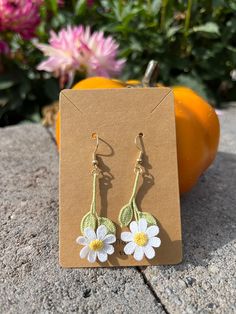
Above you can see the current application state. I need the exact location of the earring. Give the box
[119,134,161,261]
[76,134,116,263]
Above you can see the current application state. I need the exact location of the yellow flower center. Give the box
[89,239,104,251]
[133,232,148,246]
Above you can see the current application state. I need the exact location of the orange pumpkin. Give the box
[174,87,219,193]
[56,77,220,194]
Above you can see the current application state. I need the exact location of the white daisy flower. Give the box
[76,225,116,263]
[121,218,161,261]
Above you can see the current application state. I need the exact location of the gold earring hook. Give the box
[135,134,143,165]
[92,133,99,167]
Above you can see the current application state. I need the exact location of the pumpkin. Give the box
[56,63,220,194]
[173,87,219,193]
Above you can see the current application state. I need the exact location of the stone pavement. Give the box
[0,106,235,313]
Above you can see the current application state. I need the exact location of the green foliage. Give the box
[96,0,236,104]
[138,212,157,226]
[119,204,133,227]
[0,0,235,125]
[80,212,97,234]
[98,217,116,234]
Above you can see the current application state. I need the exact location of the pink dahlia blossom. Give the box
[78,27,125,77]
[0,40,10,55]
[36,25,125,85]
[0,0,42,39]
[36,26,83,86]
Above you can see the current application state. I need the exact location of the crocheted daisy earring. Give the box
[76,134,116,263]
[119,134,161,261]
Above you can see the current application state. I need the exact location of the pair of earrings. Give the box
[76,134,161,263]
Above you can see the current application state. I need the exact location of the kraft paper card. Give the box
[59,88,182,267]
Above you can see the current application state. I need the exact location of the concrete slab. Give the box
[1,105,235,313]
[143,106,236,313]
[0,124,164,313]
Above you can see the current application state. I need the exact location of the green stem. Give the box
[129,171,140,204]
[129,171,142,221]
[184,0,192,38]
[132,199,140,221]
[90,172,97,215]
[134,208,138,221]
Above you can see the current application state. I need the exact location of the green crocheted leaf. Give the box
[98,217,116,235]
[139,212,157,226]
[119,204,133,227]
[80,212,96,234]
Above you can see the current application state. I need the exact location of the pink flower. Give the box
[35,25,125,85]
[78,27,125,77]
[0,40,10,55]
[0,0,42,39]
[57,0,64,6]
[87,0,94,6]
[36,26,83,86]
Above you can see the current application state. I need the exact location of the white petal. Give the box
[96,225,107,240]
[87,250,96,263]
[80,246,89,259]
[146,225,159,237]
[144,245,155,259]
[84,227,96,240]
[124,242,136,255]
[138,218,147,232]
[104,234,116,244]
[130,220,138,233]
[76,236,88,245]
[98,251,108,262]
[148,237,161,248]
[104,244,114,255]
[134,246,144,261]
[121,231,133,242]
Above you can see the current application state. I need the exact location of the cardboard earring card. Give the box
[59,88,182,268]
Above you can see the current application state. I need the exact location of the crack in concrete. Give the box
[136,267,169,314]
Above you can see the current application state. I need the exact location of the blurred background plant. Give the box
[0,0,235,126]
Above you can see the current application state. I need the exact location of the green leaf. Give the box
[138,212,157,226]
[0,96,8,107]
[0,80,15,90]
[75,0,87,15]
[192,22,220,38]
[119,204,133,227]
[25,112,41,123]
[151,0,162,14]
[166,26,182,38]
[80,213,96,234]
[98,217,116,235]
[47,0,58,14]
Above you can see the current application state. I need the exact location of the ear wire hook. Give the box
[135,134,143,165]
[92,133,99,169]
